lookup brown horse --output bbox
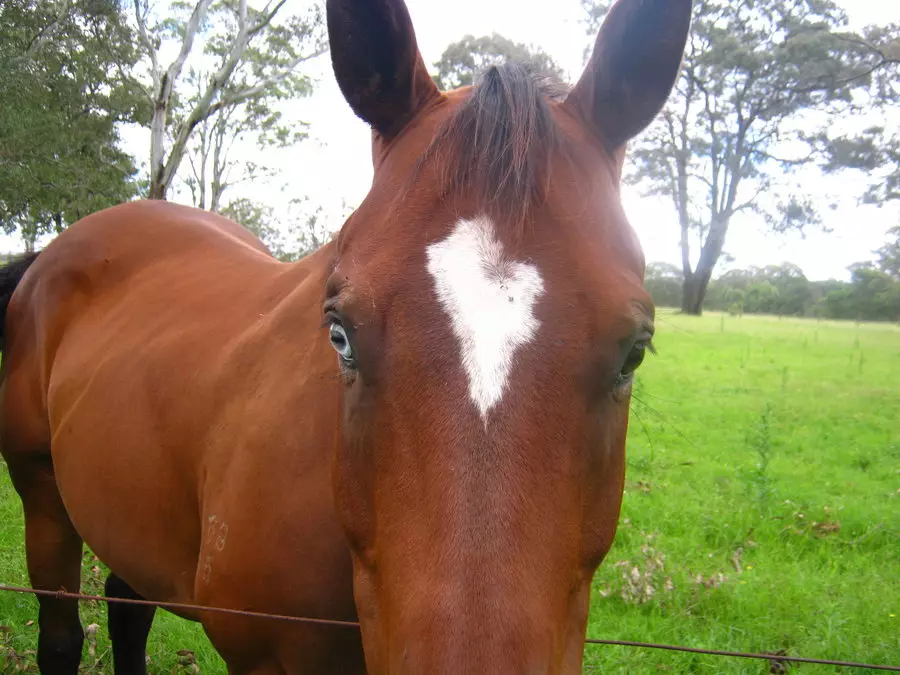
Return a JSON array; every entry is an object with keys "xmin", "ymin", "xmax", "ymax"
[{"xmin": 0, "ymin": 0, "xmax": 691, "ymax": 672}]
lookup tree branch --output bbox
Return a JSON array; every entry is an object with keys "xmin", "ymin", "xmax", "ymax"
[
  {"xmin": 18, "ymin": 0, "xmax": 71, "ymax": 63},
  {"xmin": 157, "ymin": 0, "xmax": 253, "ymax": 195},
  {"xmin": 248, "ymin": 0, "xmax": 288, "ymax": 38},
  {"xmin": 203, "ymin": 46, "xmax": 326, "ymax": 121},
  {"xmin": 732, "ymin": 182, "xmax": 768, "ymax": 214},
  {"xmin": 163, "ymin": 0, "xmax": 214, "ymax": 89},
  {"xmin": 132, "ymin": 0, "xmax": 160, "ymax": 92},
  {"xmin": 757, "ymin": 151, "xmax": 810, "ymax": 166}
]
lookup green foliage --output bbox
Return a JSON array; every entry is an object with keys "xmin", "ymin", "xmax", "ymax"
[
  {"xmin": 643, "ymin": 262, "xmax": 683, "ymax": 308},
  {"xmin": 220, "ymin": 196, "xmax": 333, "ymax": 262},
  {"xmin": 818, "ymin": 23, "xmax": 900, "ymax": 204},
  {"xmin": 822, "ymin": 125, "xmax": 900, "ymax": 204},
  {"xmin": 583, "ymin": 0, "xmax": 896, "ymax": 314},
  {"xmin": 876, "ymin": 225, "xmax": 900, "ymax": 279},
  {"xmin": 647, "ymin": 247, "xmax": 900, "ymax": 322},
  {"xmin": 650, "ymin": 263, "xmax": 813, "ymax": 316},
  {"xmin": 283, "ymin": 197, "xmax": 335, "ymax": 260},
  {"xmin": 432, "ymin": 33, "xmax": 565, "ymax": 91},
  {"xmin": 822, "ymin": 263, "xmax": 900, "ymax": 321},
  {"xmin": 177, "ymin": 0, "xmax": 323, "ymax": 209},
  {"xmin": 0, "ymin": 0, "xmax": 141, "ymax": 248},
  {"xmin": 133, "ymin": 0, "xmax": 326, "ymax": 200},
  {"xmin": 705, "ymin": 263, "xmax": 814, "ymax": 317},
  {"xmin": 220, "ymin": 197, "xmax": 281, "ymax": 253}
]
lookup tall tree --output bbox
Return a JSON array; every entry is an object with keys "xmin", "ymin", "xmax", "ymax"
[
  {"xmin": 432, "ymin": 33, "xmax": 565, "ymax": 91},
  {"xmin": 583, "ymin": 0, "xmax": 898, "ymax": 314},
  {"xmin": 179, "ymin": 59, "xmax": 313, "ymax": 212},
  {"xmin": 131, "ymin": 0, "xmax": 326, "ymax": 200},
  {"xmin": 0, "ymin": 0, "xmax": 141, "ymax": 250}
]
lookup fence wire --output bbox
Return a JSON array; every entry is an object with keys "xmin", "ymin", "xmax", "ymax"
[{"xmin": 1, "ymin": 584, "xmax": 898, "ymax": 672}]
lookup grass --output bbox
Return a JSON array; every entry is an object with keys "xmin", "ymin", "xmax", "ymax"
[
  {"xmin": 1, "ymin": 311, "xmax": 898, "ymax": 673},
  {"xmin": 584, "ymin": 311, "xmax": 899, "ymax": 673}
]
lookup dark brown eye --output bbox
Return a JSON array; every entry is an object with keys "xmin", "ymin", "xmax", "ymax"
[
  {"xmin": 623, "ymin": 342, "xmax": 648, "ymax": 375},
  {"xmin": 615, "ymin": 340, "xmax": 652, "ymax": 389}
]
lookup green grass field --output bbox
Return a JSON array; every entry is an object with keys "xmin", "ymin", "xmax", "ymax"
[{"xmin": 1, "ymin": 311, "xmax": 898, "ymax": 673}]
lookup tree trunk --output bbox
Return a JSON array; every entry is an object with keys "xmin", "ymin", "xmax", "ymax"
[
  {"xmin": 148, "ymin": 72, "xmax": 169, "ymax": 200},
  {"xmin": 681, "ymin": 255, "xmax": 719, "ymax": 315},
  {"xmin": 681, "ymin": 272, "xmax": 709, "ymax": 315},
  {"xmin": 148, "ymin": 176, "xmax": 166, "ymax": 200},
  {"xmin": 681, "ymin": 211, "xmax": 731, "ymax": 315}
]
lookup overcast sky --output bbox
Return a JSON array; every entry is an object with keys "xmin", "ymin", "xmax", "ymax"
[{"xmin": 11, "ymin": 0, "xmax": 898, "ymax": 281}]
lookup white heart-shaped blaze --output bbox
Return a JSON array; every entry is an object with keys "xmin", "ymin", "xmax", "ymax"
[{"xmin": 426, "ymin": 216, "xmax": 545, "ymax": 423}]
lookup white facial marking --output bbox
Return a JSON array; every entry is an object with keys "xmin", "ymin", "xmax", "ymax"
[{"xmin": 425, "ymin": 216, "xmax": 544, "ymax": 423}]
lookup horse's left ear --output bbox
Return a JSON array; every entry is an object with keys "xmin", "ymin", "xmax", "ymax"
[
  {"xmin": 566, "ymin": 0, "xmax": 693, "ymax": 151},
  {"xmin": 327, "ymin": 0, "xmax": 441, "ymax": 139}
]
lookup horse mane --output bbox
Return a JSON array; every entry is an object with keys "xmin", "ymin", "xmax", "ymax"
[{"xmin": 421, "ymin": 62, "xmax": 571, "ymax": 229}]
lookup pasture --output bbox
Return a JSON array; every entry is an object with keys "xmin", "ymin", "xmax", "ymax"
[{"xmin": 1, "ymin": 310, "xmax": 898, "ymax": 673}]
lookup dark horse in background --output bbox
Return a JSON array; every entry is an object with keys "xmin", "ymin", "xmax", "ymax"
[{"xmin": 0, "ymin": 0, "xmax": 692, "ymax": 672}]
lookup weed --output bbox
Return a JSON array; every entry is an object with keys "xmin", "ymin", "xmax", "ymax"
[
  {"xmin": 740, "ymin": 402, "xmax": 777, "ymax": 511},
  {"xmin": 854, "ymin": 456, "xmax": 872, "ymax": 472},
  {"xmin": 607, "ymin": 533, "xmax": 675, "ymax": 606}
]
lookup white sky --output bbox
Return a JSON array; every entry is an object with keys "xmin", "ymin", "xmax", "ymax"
[{"xmin": 9, "ymin": 0, "xmax": 898, "ymax": 281}]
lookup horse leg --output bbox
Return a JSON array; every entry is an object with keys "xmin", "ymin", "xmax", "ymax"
[
  {"xmin": 105, "ymin": 572, "xmax": 156, "ymax": 675},
  {"xmin": 6, "ymin": 456, "xmax": 85, "ymax": 674}
]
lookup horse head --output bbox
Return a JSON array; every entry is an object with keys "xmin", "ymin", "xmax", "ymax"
[{"xmin": 323, "ymin": 0, "xmax": 691, "ymax": 671}]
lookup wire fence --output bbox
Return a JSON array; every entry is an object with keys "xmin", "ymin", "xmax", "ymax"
[{"xmin": 2, "ymin": 583, "xmax": 898, "ymax": 672}]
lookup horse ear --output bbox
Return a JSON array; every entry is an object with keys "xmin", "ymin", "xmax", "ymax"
[
  {"xmin": 566, "ymin": 0, "xmax": 693, "ymax": 151},
  {"xmin": 326, "ymin": 0, "xmax": 441, "ymax": 139}
]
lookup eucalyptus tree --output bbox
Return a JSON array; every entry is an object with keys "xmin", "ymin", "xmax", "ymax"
[
  {"xmin": 132, "ymin": 0, "xmax": 326, "ymax": 200},
  {"xmin": 583, "ymin": 0, "xmax": 898, "ymax": 313}
]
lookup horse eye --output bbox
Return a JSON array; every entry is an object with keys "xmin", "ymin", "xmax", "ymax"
[
  {"xmin": 624, "ymin": 342, "xmax": 648, "ymax": 373},
  {"xmin": 616, "ymin": 340, "xmax": 650, "ymax": 388},
  {"xmin": 329, "ymin": 323, "xmax": 355, "ymax": 365}
]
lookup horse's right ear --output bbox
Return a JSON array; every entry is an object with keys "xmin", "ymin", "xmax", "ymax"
[{"xmin": 327, "ymin": 0, "xmax": 441, "ymax": 139}]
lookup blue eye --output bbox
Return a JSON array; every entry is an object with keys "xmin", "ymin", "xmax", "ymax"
[{"xmin": 329, "ymin": 322, "xmax": 355, "ymax": 365}]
